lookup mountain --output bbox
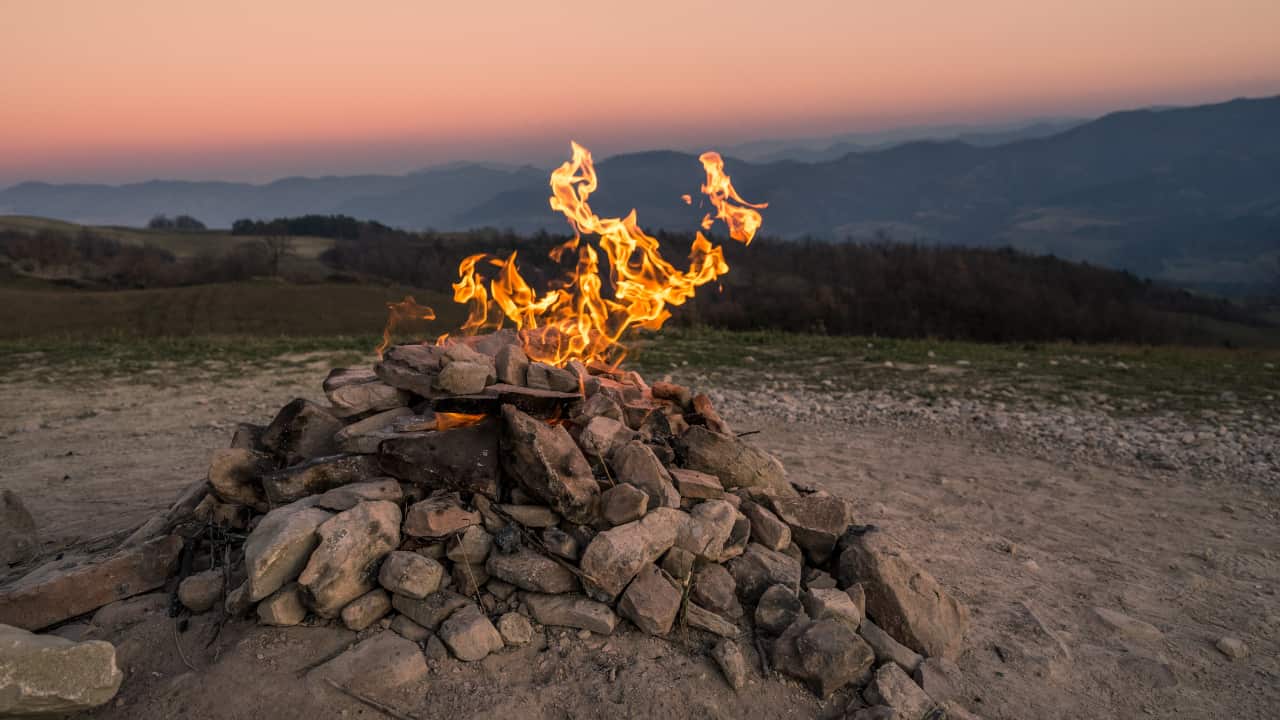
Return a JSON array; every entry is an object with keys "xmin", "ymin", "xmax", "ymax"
[{"xmin": 2, "ymin": 96, "xmax": 1278, "ymax": 294}]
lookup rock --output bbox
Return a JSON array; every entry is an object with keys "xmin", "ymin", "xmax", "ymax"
[
  {"xmin": 298, "ymin": 501, "xmax": 401, "ymax": 617},
  {"xmin": 91, "ymin": 593, "xmax": 167, "ymax": 632},
  {"xmin": 670, "ymin": 468, "xmax": 725, "ymax": 500},
  {"xmin": 577, "ymin": 416, "xmax": 635, "ymax": 461},
  {"xmin": 618, "ymin": 564, "xmax": 681, "ymax": 636},
  {"xmin": 0, "ymin": 535, "xmax": 182, "ymax": 631},
  {"xmin": 324, "ymin": 369, "xmax": 410, "ymax": 416},
  {"xmin": 229, "ymin": 422, "xmax": 265, "ymax": 451},
  {"xmin": 500, "ymin": 405, "xmax": 599, "ymax": 524},
  {"xmin": 375, "ymin": 344, "xmax": 447, "ymax": 397},
  {"xmin": 755, "ymin": 584, "xmax": 805, "ymax": 635},
  {"xmin": 859, "ymin": 619, "xmax": 923, "ymax": 673},
  {"xmin": 741, "ymin": 501, "xmax": 791, "ymax": 552},
  {"xmin": 495, "ymin": 344, "xmax": 530, "ymax": 386},
  {"xmin": 575, "ymin": 392, "xmax": 623, "ymax": 423},
  {"xmin": 257, "ymin": 583, "xmax": 307, "ymax": 626},
  {"xmin": 334, "ymin": 409, "xmax": 416, "ymax": 454},
  {"xmin": 804, "ymin": 567, "xmax": 838, "ymax": 590},
  {"xmin": 848, "ymin": 707, "xmax": 895, "ymax": 720},
  {"xmin": 940, "ymin": 701, "xmax": 984, "ymax": 720},
  {"xmin": 497, "ymin": 612, "xmax": 534, "ymax": 645},
  {"xmin": 177, "ymin": 569, "xmax": 223, "ymax": 613},
  {"xmin": 261, "ymin": 399, "xmax": 343, "ymax": 464},
  {"xmin": 711, "ymin": 639, "xmax": 749, "ymax": 690},
  {"xmin": 446, "ymin": 525, "xmax": 493, "ymax": 564},
  {"xmin": 773, "ymin": 618, "xmax": 875, "ymax": 698},
  {"xmin": 378, "ymin": 421, "xmax": 502, "ymax": 498},
  {"xmin": 720, "ymin": 512, "xmax": 751, "ymax": 562},
  {"xmin": 342, "ymin": 589, "xmax": 392, "ymax": 631},
  {"xmin": 674, "ymin": 427, "xmax": 795, "ymax": 496},
  {"xmin": 451, "ymin": 561, "xmax": 489, "ymax": 596},
  {"xmin": 863, "ymin": 663, "xmax": 938, "ymax": 719},
  {"xmin": 686, "ymin": 603, "xmax": 739, "ymax": 637},
  {"xmin": 578, "ymin": 508, "xmax": 686, "ymax": 601},
  {"xmin": 541, "ymin": 527, "xmax": 579, "ymax": 560},
  {"xmin": 691, "ymin": 393, "xmax": 731, "ymax": 435},
  {"xmin": 486, "ymin": 547, "xmax": 579, "ymax": 594},
  {"xmin": 391, "ymin": 590, "xmax": 471, "ymax": 630},
  {"xmin": 661, "ymin": 547, "xmax": 695, "ymax": 580},
  {"xmin": 443, "ymin": 340, "xmax": 499, "ymax": 374},
  {"xmin": 496, "ymin": 504, "xmax": 560, "ymax": 527},
  {"xmin": 423, "ymin": 633, "xmax": 450, "ymax": 661},
  {"xmin": 611, "ymin": 441, "xmax": 680, "ymax": 509},
  {"xmin": 527, "ymin": 362, "xmax": 580, "ymax": 392},
  {"xmin": 437, "ymin": 361, "xmax": 492, "ymax": 395},
  {"xmin": 390, "ymin": 615, "xmax": 432, "ymax": 642},
  {"xmin": 600, "ymin": 483, "xmax": 649, "ymax": 526},
  {"xmin": 0, "ymin": 623, "xmax": 123, "ymax": 715},
  {"xmin": 1092, "ymin": 607, "xmax": 1163, "ymax": 644},
  {"xmin": 439, "ymin": 605, "xmax": 504, "ymax": 661},
  {"xmin": 261, "ymin": 454, "xmax": 380, "ymax": 505},
  {"xmin": 314, "ymin": 478, "xmax": 403, "ymax": 511},
  {"xmin": 309, "ymin": 631, "xmax": 429, "ymax": 696},
  {"xmin": 1216, "ymin": 636, "xmax": 1249, "ymax": 660},
  {"xmin": 243, "ymin": 502, "xmax": 332, "ymax": 602},
  {"xmin": 726, "ymin": 542, "xmax": 802, "ymax": 606},
  {"xmin": 224, "ymin": 582, "xmax": 252, "ymax": 616},
  {"xmin": 378, "ymin": 551, "xmax": 444, "ymax": 600},
  {"xmin": 847, "ymin": 582, "xmax": 867, "ymax": 617},
  {"xmin": 691, "ymin": 563, "xmax": 742, "ymax": 617},
  {"xmin": 675, "ymin": 499, "xmax": 737, "ymax": 561},
  {"xmin": 914, "ymin": 657, "xmax": 962, "ymax": 703},
  {"xmin": 766, "ymin": 494, "xmax": 854, "ymax": 563},
  {"xmin": 404, "ymin": 492, "xmax": 481, "ymax": 538},
  {"xmin": 836, "ymin": 529, "xmax": 969, "ymax": 659},
  {"xmin": 205, "ymin": 448, "xmax": 272, "ymax": 511},
  {"xmin": 523, "ymin": 593, "xmax": 618, "ymax": 635},
  {"xmin": 803, "ymin": 587, "xmax": 863, "ymax": 630}
]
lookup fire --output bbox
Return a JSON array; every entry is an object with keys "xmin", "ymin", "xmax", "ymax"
[
  {"xmin": 433, "ymin": 412, "xmax": 487, "ymax": 431},
  {"xmin": 376, "ymin": 295, "xmax": 437, "ymax": 359},
  {"xmin": 380, "ymin": 142, "xmax": 766, "ymax": 367}
]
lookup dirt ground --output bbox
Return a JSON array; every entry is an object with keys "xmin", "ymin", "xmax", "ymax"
[{"xmin": 1, "ymin": 357, "xmax": 1278, "ymax": 720}]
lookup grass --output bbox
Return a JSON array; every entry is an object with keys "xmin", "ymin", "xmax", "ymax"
[{"xmin": 0, "ymin": 215, "xmax": 335, "ymax": 260}]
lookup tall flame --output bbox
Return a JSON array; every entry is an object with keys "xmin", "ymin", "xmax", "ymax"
[{"xmin": 384, "ymin": 142, "xmax": 766, "ymax": 367}]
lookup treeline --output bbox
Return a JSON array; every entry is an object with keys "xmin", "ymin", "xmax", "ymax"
[{"xmin": 231, "ymin": 214, "xmax": 403, "ymax": 240}]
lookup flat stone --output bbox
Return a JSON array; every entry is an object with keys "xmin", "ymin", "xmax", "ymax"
[
  {"xmin": 836, "ymin": 529, "xmax": 969, "ymax": 660},
  {"xmin": 497, "ymin": 612, "xmax": 534, "ymax": 645},
  {"xmin": 495, "ymin": 344, "xmax": 530, "ymax": 386},
  {"xmin": 859, "ymin": 619, "xmax": 923, "ymax": 673},
  {"xmin": 527, "ymin": 362, "xmax": 580, "ymax": 393},
  {"xmin": 711, "ymin": 638, "xmax": 749, "ymax": 690},
  {"xmin": 314, "ymin": 478, "xmax": 403, "ymax": 511},
  {"xmin": 334, "ymin": 408, "xmax": 416, "ymax": 453},
  {"xmin": 500, "ymin": 405, "xmax": 599, "ymax": 524},
  {"xmin": 618, "ymin": 564, "xmax": 681, "ymax": 636},
  {"xmin": 524, "ymin": 593, "xmax": 618, "ymax": 635},
  {"xmin": 438, "ymin": 605, "xmax": 504, "ymax": 661},
  {"xmin": 486, "ymin": 547, "xmax": 579, "ymax": 594},
  {"xmin": 674, "ymin": 426, "xmax": 795, "ymax": 496},
  {"xmin": 177, "ymin": 569, "xmax": 223, "ymax": 613},
  {"xmin": 298, "ymin": 501, "xmax": 401, "ymax": 617},
  {"xmin": 0, "ymin": 535, "xmax": 182, "ymax": 631},
  {"xmin": 324, "ymin": 369, "xmax": 410, "ymax": 416},
  {"xmin": 91, "ymin": 593, "xmax": 167, "ymax": 632},
  {"xmin": 390, "ymin": 615, "xmax": 432, "ymax": 642},
  {"xmin": 261, "ymin": 454, "xmax": 380, "ymax": 505},
  {"xmin": 257, "ymin": 583, "xmax": 307, "ymax": 626},
  {"xmin": 404, "ymin": 492, "xmax": 481, "ymax": 538},
  {"xmin": 308, "ymin": 631, "xmax": 429, "ymax": 696},
  {"xmin": 261, "ymin": 398, "xmax": 343, "ymax": 464},
  {"xmin": 446, "ymin": 525, "xmax": 493, "ymax": 565},
  {"xmin": 803, "ymin": 587, "xmax": 863, "ymax": 630},
  {"xmin": 578, "ymin": 508, "xmax": 686, "ymax": 602},
  {"xmin": 675, "ymin": 499, "xmax": 737, "ymax": 561},
  {"xmin": 755, "ymin": 584, "xmax": 805, "ymax": 635},
  {"xmin": 378, "ymin": 420, "xmax": 501, "ymax": 498},
  {"xmin": 437, "ymin": 360, "xmax": 492, "ymax": 395},
  {"xmin": 685, "ymin": 603, "xmax": 740, "ymax": 638},
  {"xmin": 692, "ymin": 563, "xmax": 742, "ymax": 618},
  {"xmin": 0, "ymin": 623, "xmax": 122, "ymax": 716},
  {"xmin": 670, "ymin": 468, "xmax": 725, "ymax": 500},
  {"xmin": 766, "ymin": 494, "xmax": 854, "ymax": 563},
  {"xmin": 741, "ymin": 501, "xmax": 791, "ymax": 552},
  {"xmin": 375, "ymin": 344, "xmax": 447, "ymax": 397},
  {"xmin": 341, "ymin": 588, "xmax": 392, "ymax": 631},
  {"xmin": 206, "ymin": 448, "xmax": 273, "ymax": 511},
  {"xmin": 378, "ymin": 551, "xmax": 445, "ymax": 600},
  {"xmin": 612, "ymin": 441, "xmax": 680, "ymax": 510},
  {"xmin": 391, "ymin": 589, "xmax": 471, "ymax": 630},
  {"xmin": 1092, "ymin": 607, "xmax": 1164, "ymax": 644},
  {"xmin": 726, "ymin": 542, "xmax": 802, "ymax": 606},
  {"xmin": 243, "ymin": 502, "xmax": 333, "ymax": 602},
  {"xmin": 600, "ymin": 483, "xmax": 649, "ymax": 526},
  {"xmin": 863, "ymin": 663, "xmax": 938, "ymax": 719}
]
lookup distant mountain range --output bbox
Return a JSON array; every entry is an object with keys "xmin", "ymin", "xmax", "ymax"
[{"xmin": 2, "ymin": 96, "xmax": 1278, "ymax": 295}]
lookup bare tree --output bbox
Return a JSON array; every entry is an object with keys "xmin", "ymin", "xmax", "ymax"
[{"xmin": 262, "ymin": 236, "xmax": 295, "ymax": 276}]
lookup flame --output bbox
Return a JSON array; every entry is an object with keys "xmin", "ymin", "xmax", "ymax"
[
  {"xmin": 433, "ymin": 412, "xmax": 487, "ymax": 431},
  {"xmin": 377, "ymin": 295, "xmax": 437, "ymax": 359}
]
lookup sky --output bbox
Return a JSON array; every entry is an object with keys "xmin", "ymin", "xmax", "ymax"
[{"xmin": 2, "ymin": 0, "xmax": 1278, "ymax": 185}]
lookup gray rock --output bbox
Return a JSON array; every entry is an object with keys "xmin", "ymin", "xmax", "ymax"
[
  {"xmin": 727, "ymin": 542, "xmax": 802, "ymax": 606},
  {"xmin": 755, "ymin": 584, "xmax": 805, "ymax": 635},
  {"xmin": 0, "ymin": 623, "xmax": 123, "ymax": 716},
  {"xmin": 243, "ymin": 502, "xmax": 333, "ymax": 602},
  {"xmin": 323, "ymin": 369, "xmax": 409, "ymax": 416},
  {"xmin": 578, "ymin": 507, "xmax": 686, "ymax": 601},
  {"xmin": 691, "ymin": 563, "xmax": 742, "ymax": 618},
  {"xmin": 495, "ymin": 344, "xmax": 530, "ymax": 386},
  {"xmin": 334, "ymin": 409, "xmax": 416, "ymax": 454},
  {"xmin": 341, "ymin": 588, "xmax": 392, "ymax": 631},
  {"xmin": 378, "ymin": 551, "xmax": 444, "ymax": 600},
  {"xmin": 404, "ymin": 492, "xmax": 481, "ymax": 538},
  {"xmin": 497, "ymin": 612, "xmax": 534, "ymax": 645},
  {"xmin": 375, "ymin": 344, "xmax": 447, "ymax": 396},
  {"xmin": 486, "ymin": 547, "xmax": 578, "ymax": 594},
  {"xmin": 612, "ymin": 441, "xmax": 680, "ymax": 509},
  {"xmin": 378, "ymin": 421, "xmax": 502, "ymax": 498},
  {"xmin": 261, "ymin": 399, "xmax": 343, "ymax": 465},
  {"xmin": 674, "ymin": 426, "xmax": 795, "ymax": 496},
  {"xmin": 298, "ymin": 501, "xmax": 401, "ymax": 617},
  {"xmin": 308, "ymin": 631, "xmax": 428, "ymax": 696},
  {"xmin": 577, "ymin": 416, "xmax": 635, "ymax": 460},
  {"xmin": 177, "ymin": 569, "xmax": 223, "ymax": 613},
  {"xmin": 91, "ymin": 593, "xmax": 167, "ymax": 632},
  {"xmin": 803, "ymin": 587, "xmax": 863, "ymax": 630},
  {"xmin": 574, "ymin": 392, "xmax": 622, "ymax": 423},
  {"xmin": 600, "ymin": 483, "xmax": 649, "ymax": 526},
  {"xmin": 803, "ymin": 567, "xmax": 838, "ymax": 590},
  {"xmin": 500, "ymin": 405, "xmax": 599, "ymax": 524},
  {"xmin": 618, "ymin": 564, "xmax": 681, "ymax": 636},
  {"xmin": 257, "ymin": 583, "xmax": 307, "ymax": 626},
  {"xmin": 527, "ymin": 362, "xmax": 579, "ymax": 392},
  {"xmin": 741, "ymin": 501, "xmax": 791, "ymax": 552},
  {"xmin": 711, "ymin": 639, "xmax": 749, "ymax": 690},
  {"xmin": 523, "ymin": 593, "xmax": 618, "ymax": 635},
  {"xmin": 437, "ymin": 360, "xmax": 492, "ymax": 395},
  {"xmin": 675, "ymin": 499, "xmax": 737, "ymax": 561},
  {"xmin": 863, "ymin": 663, "xmax": 938, "ymax": 719},
  {"xmin": 224, "ymin": 582, "xmax": 252, "ymax": 617},
  {"xmin": 314, "ymin": 478, "xmax": 403, "ymax": 511},
  {"xmin": 391, "ymin": 589, "xmax": 471, "ymax": 630},
  {"xmin": 859, "ymin": 619, "xmax": 923, "ymax": 674},
  {"xmin": 438, "ymin": 605, "xmax": 504, "ymax": 661}
]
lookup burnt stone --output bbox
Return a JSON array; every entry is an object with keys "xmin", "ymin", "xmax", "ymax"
[
  {"xmin": 500, "ymin": 405, "xmax": 599, "ymax": 525},
  {"xmin": 260, "ymin": 454, "xmax": 380, "ymax": 505},
  {"xmin": 260, "ymin": 399, "xmax": 343, "ymax": 465},
  {"xmin": 378, "ymin": 420, "xmax": 501, "ymax": 498},
  {"xmin": 375, "ymin": 344, "xmax": 447, "ymax": 397}
]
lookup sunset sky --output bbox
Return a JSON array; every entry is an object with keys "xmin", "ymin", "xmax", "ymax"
[{"xmin": 2, "ymin": 0, "xmax": 1278, "ymax": 185}]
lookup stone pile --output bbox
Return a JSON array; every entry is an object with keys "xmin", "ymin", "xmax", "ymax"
[{"xmin": 0, "ymin": 330, "xmax": 977, "ymax": 718}]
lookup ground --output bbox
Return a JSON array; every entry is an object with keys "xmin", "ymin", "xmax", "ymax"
[{"xmin": 1, "ymin": 334, "xmax": 1277, "ymax": 719}]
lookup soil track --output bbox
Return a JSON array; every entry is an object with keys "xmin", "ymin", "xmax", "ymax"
[{"xmin": 1, "ymin": 359, "xmax": 1277, "ymax": 719}]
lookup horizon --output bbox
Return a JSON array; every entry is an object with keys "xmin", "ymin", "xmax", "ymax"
[{"xmin": 4, "ymin": 0, "xmax": 1280, "ymax": 186}]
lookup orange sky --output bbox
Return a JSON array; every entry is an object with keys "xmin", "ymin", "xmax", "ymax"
[{"xmin": 2, "ymin": 0, "xmax": 1278, "ymax": 183}]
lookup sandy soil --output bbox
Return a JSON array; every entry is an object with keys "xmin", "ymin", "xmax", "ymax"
[{"xmin": 1, "ymin": 359, "xmax": 1278, "ymax": 719}]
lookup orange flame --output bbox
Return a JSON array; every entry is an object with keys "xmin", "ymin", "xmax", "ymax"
[
  {"xmin": 377, "ymin": 295, "xmax": 437, "ymax": 359},
  {"xmin": 433, "ymin": 412, "xmax": 487, "ymax": 431}
]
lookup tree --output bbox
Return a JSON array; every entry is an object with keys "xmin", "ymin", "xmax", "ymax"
[{"xmin": 263, "ymin": 236, "xmax": 294, "ymax": 276}]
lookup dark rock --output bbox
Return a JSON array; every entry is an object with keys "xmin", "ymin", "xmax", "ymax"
[
  {"xmin": 500, "ymin": 405, "xmax": 599, "ymax": 524},
  {"xmin": 863, "ymin": 663, "xmax": 938, "ymax": 719},
  {"xmin": 755, "ymin": 584, "xmax": 805, "ymax": 635},
  {"xmin": 660, "ymin": 546, "xmax": 695, "ymax": 581},
  {"xmin": 177, "ymin": 569, "xmax": 222, "ymax": 613},
  {"xmin": 334, "ymin": 408, "xmax": 416, "ymax": 453},
  {"xmin": 527, "ymin": 362, "xmax": 580, "ymax": 392},
  {"xmin": 496, "ymin": 504, "xmax": 559, "ymax": 527},
  {"xmin": 261, "ymin": 454, "xmax": 380, "ymax": 505},
  {"xmin": 495, "ymin": 344, "xmax": 530, "ymax": 386},
  {"xmin": 803, "ymin": 567, "xmax": 838, "ymax": 590},
  {"xmin": 446, "ymin": 525, "xmax": 493, "ymax": 564},
  {"xmin": 261, "ymin": 399, "xmax": 343, "ymax": 464},
  {"xmin": 0, "ymin": 489, "xmax": 38, "ymax": 566},
  {"xmin": 773, "ymin": 618, "xmax": 875, "ymax": 698},
  {"xmin": 378, "ymin": 420, "xmax": 502, "ymax": 498},
  {"xmin": 686, "ymin": 603, "xmax": 740, "ymax": 637},
  {"xmin": 802, "ymin": 587, "xmax": 862, "ymax": 630},
  {"xmin": 541, "ymin": 527, "xmax": 580, "ymax": 560},
  {"xmin": 726, "ymin": 543, "xmax": 802, "ymax": 606},
  {"xmin": 390, "ymin": 615, "xmax": 432, "ymax": 642},
  {"xmin": 600, "ymin": 483, "xmax": 648, "ymax": 526},
  {"xmin": 691, "ymin": 563, "xmax": 742, "ymax": 618},
  {"xmin": 229, "ymin": 422, "xmax": 265, "ymax": 451},
  {"xmin": 314, "ymin": 478, "xmax": 403, "ymax": 511},
  {"xmin": 451, "ymin": 561, "xmax": 489, "ymax": 596},
  {"xmin": 207, "ymin": 448, "xmax": 273, "ymax": 511}
]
